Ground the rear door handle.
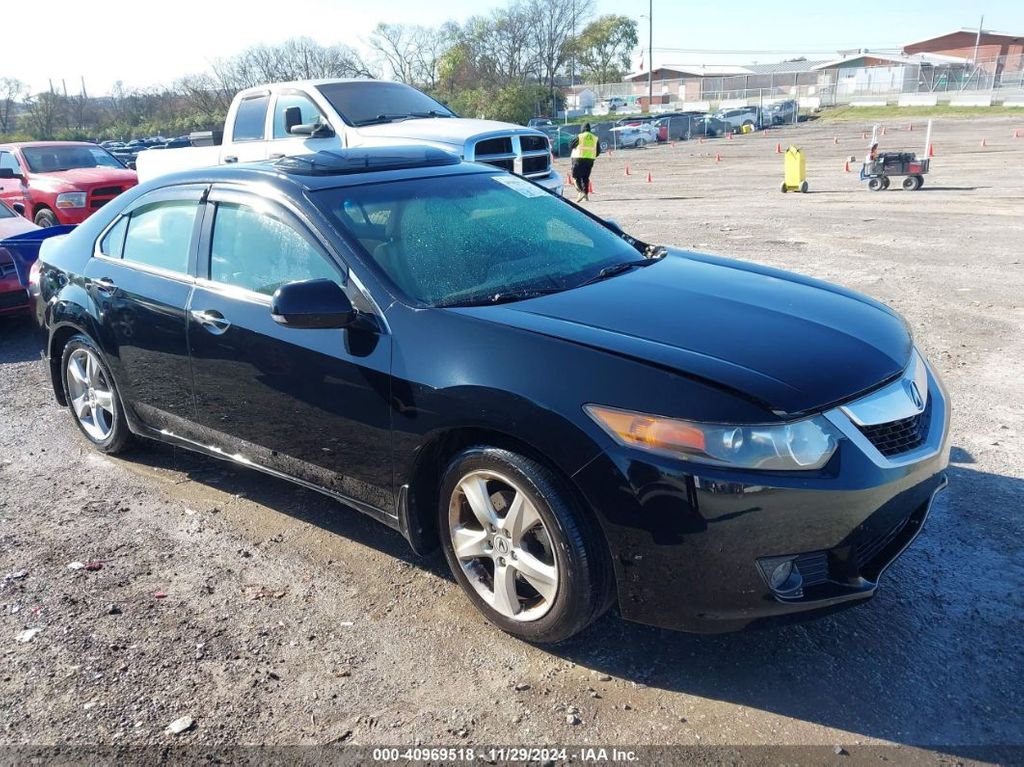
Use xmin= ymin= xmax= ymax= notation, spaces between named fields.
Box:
xmin=223 ymin=155 xmax=238 ymax=164
xmin=190 ymin=309 xmax=231 ymax=335
xmin=95 ymin=277 xmax=117 ymax=294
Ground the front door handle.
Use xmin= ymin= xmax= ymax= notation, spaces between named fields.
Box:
xmin=269 ymin=152 xmax=285 ymax=159
xmin=95 ymin=277 xmax=117 ymax=294
xmin=191 ymin=309 xmax=231 ymax=335
xmin=223 ymin=155 xmax=238 ymax=164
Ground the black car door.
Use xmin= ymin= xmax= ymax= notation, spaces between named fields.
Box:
xmin=84 ymin=185 xmax=205 ymax=433
xmin=186 ymin=186 xmax=394 ymax=514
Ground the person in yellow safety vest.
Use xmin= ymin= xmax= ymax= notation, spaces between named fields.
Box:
xmin=569 ymin=123 xmax=601 ymax=202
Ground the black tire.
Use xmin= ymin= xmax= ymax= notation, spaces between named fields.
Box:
xmin=880 ymin=176 xmax=891 ymax=190
xmin=903 ymin=175 xmax=923 ymax=191
xmin=438 ymin=447 xmax=613 ymax=644
xmin=780 ymin=181 xmax=788 ymax=193
xmin=60 ymin=334 xmax=133 ymax=454
xmin=868 ymin=177 xmax=884 ymax=191
xmin=799 ymin=180 xmax=809 ymax=193
xmin=34 ymin=208 xmax=59 ymax=228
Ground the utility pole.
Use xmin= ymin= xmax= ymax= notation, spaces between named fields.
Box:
xmin=972 ymin=14 xmax=984 ymax=64
xmin=647 ymin=0 xmax=653 ymax=112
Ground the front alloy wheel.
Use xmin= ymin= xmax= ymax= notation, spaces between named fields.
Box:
xmin=439 ymin=448 xmax=613 ymax=643
xmin=449 ymin=470 xmax=559 ymax=621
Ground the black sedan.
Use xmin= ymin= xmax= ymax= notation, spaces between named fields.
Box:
xmin=31 ymin=147 xmax=950 ymax=643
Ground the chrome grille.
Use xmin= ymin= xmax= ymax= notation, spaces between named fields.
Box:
xmin=857 ymin=400 xmax=931 ymax=457
xmin=469 ymin=133 xmax=551 ymax=179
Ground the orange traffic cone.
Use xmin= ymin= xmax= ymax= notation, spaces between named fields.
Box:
xmin=728 ymin=132 xmax=734 ymax=140
xmin=624 ymin=164 xmax=631 ymax=176
xmin=699 ymin=137 xmax=705 ymax=144
xmin=881 ymin=126 xmax=886 ymax=136
xmin=833 ymin=136 xmax=839 ymax=144
xmin=715 ymin=152 xmax=722 ymax=163
xmin=908 ymin=123 xmax=914 ymax=131
xmin=928 ymin=143 xmax=935 ymax=157
xmin=844 ymin=160 xmax=851 ymax=172
xmin=1014 ymin=128 xmax=1021 ymax=138
xmin=775 ymin=142 xmax=782 ymax=154
xmin=587 ymin=180 xmax=594 ymax=195
xmin=981 ymin=138 xmax=987 ymax=148
xmin=646 ymin=171 xmax=653 ymax=183
xmin=564 ymin=174 xmax=573 ymax=187
xmin=862 ymin=131 xmax=867 ymax=139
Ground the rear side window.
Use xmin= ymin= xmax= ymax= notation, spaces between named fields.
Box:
xmin=232 ymin=95 xmax=269 ymax=142
xmin=121 ymin=200 xmax=198 ymax=274
xmin=209 ymin=202 xmax=340 ymax=295
xmin=0 ymin=151 xmax=21 ymax=174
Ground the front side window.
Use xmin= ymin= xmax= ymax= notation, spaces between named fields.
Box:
xmin=99 ymin=216 xmax=129 ymax=257
xmin=121 ymin=200 xmax=198 ymax=274
xmin=315 ymin=172 xmax=643 ymax=306
xmin=209 ymin=203 xmax=340 ymax=296
xmin=0 ymin=151 xmax=22 ymax=174
xmin=272 ymin=93 xmax=324 ymax=139
xmin=232 ymin=95 xmax=270 ymax=142
xmin=22 ymin=145 xmax=123 ymax=172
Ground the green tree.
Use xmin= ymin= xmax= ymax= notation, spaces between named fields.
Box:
xmin=574 ymin=14 xmax=638 ymax=84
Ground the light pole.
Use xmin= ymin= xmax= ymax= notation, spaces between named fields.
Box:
xmin=647 ymin=0 xmax=653 ymax=113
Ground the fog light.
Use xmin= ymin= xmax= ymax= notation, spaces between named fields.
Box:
xmin=758 ymin=555 xmax=804 ymax=598
xmin=769 ymin=560 xmax=793 ymax=590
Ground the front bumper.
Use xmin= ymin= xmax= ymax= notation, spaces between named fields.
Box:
xmin=573 ymin=359 xmax=951 ymax=633
xmin=0 ymin=278 xmax=30 ymax=316
xmin=534 ymin=171 xmax=564 ymax=196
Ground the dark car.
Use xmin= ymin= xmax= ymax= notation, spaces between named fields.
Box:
xmin=33 ymin=147 xmax=950 ymax=643
xmin=694 ymin=115 xmax=729 ymax=138
xmin=766 ymin=99 xmax=800 ymax=125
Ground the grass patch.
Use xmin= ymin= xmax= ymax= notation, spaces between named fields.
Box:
xmin=815 ymin=104 xmax=1024 ymax=122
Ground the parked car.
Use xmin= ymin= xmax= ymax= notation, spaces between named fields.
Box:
xmin=652 ymin=113 xmax=702 ymax=142
xmin=527 ymin=118 xmax=554 ymax=128
xmin=714 ymin=106 xmax=763 ymax=133
xmin=0 ymin=201 xmax=40 ymax=316
xmin=766 ymin=99 xmax=800 ymax=125
xmin=33 ymin=146 xmax=950 ymax=642
xmin=135 ymin=79 xmax=561 ymax=194
xmin=609 ymin=123 xmax=658 ymax=148
xmin=0 ymin=142 xmax=138 ymax=227
xmin=693 ymin=115 xmax=729 ymax=138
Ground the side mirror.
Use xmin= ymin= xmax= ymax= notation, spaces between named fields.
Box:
xmin=0 ymin=167 xmax=24 ymax=181
xmin=271 ymin=279 xmax=355 ymax=329
xmin=289 ymin=122 xmax=335 ymax=139
xmin=283 ymin=106 xmax=302 ymax=134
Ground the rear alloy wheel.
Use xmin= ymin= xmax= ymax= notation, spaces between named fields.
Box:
xmin=61 ymin=335 xmax=132 ymax=453
xmin=868 ymin=177 xmax=884 ymax=191
xmin=439 ymin=448 xmax=612 ymax=643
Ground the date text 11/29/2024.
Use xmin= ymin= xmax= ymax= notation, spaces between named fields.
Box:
xmin=372 ymin=747 xmax=638 ymax=762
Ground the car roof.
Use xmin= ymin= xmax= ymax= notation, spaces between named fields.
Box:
xmin=0 ymin=141 xmax=102 ymax=150
xmin=142 ymin=147 xmax=496 ymax=194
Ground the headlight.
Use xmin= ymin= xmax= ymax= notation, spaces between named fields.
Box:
xmin=55 ymin=192 xmax=87 ymax=209
xmin=585 ymin=404 xmax=840 ymax=471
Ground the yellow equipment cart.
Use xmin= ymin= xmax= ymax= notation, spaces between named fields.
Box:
xmin=781 ymin=145 xmax=808 ymax=193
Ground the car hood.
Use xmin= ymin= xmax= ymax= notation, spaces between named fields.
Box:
xmin=28 ymin=167 xmax=138 ymax=191
xmin=453 ymin=251 xmax=912 ymax=417
xmin=354 ymin=118 xmax=547 ymax=149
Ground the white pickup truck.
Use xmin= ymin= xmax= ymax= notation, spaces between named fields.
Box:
xmin=136 ymin=79 xmax=562 ymax=193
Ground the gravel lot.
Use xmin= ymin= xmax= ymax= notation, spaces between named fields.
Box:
xmin=1 ymin=116 xmax=1022 ymax=758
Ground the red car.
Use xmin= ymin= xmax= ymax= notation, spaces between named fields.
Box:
xmin=0 ymin=141 xmax=137 ymax=227
xmin=0 ymin=200 xmax=40 ymax=316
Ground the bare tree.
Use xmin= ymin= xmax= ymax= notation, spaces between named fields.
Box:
xmin=0 ymin=77 xmax=27 ymax=134
xmin=369 ymin=24 xmax=422 ymax=84
xmin=526 ymin=0 xmax=593 ymax=112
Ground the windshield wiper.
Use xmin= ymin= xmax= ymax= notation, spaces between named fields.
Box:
xmin=437 ymin=287 xmax=564 ymax=307
xmin=355 ymin=113 xmax=416 ymax=126
xmin=409 ymin=110 xmax=452 ymax=118
xmin=576 ymin=254 xmax=663 ymax=288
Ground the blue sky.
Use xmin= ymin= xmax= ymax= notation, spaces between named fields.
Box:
xmin=9 ymin=0 xmax=1024 ymax=95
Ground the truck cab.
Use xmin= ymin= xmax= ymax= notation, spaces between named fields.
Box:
xmin=136 ymin=80 xmax=562 ymax=193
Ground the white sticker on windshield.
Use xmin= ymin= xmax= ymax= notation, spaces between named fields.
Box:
xmin=492 ymin=174 xmax=547 ymax=198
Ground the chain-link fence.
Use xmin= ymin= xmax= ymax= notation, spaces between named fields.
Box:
xmin=571 ymin=53 xmax=1024 ymax=115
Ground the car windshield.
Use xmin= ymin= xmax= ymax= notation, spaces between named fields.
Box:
xmin=314 ymin=172 xmax=647 ymax=307
xmin=317 ymin=82 xmax=456 ymax=127
xmin=22 ymin=145 xmax=124 ymax=173
xmin=0 ymin=201 xmax=15 ymax=218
